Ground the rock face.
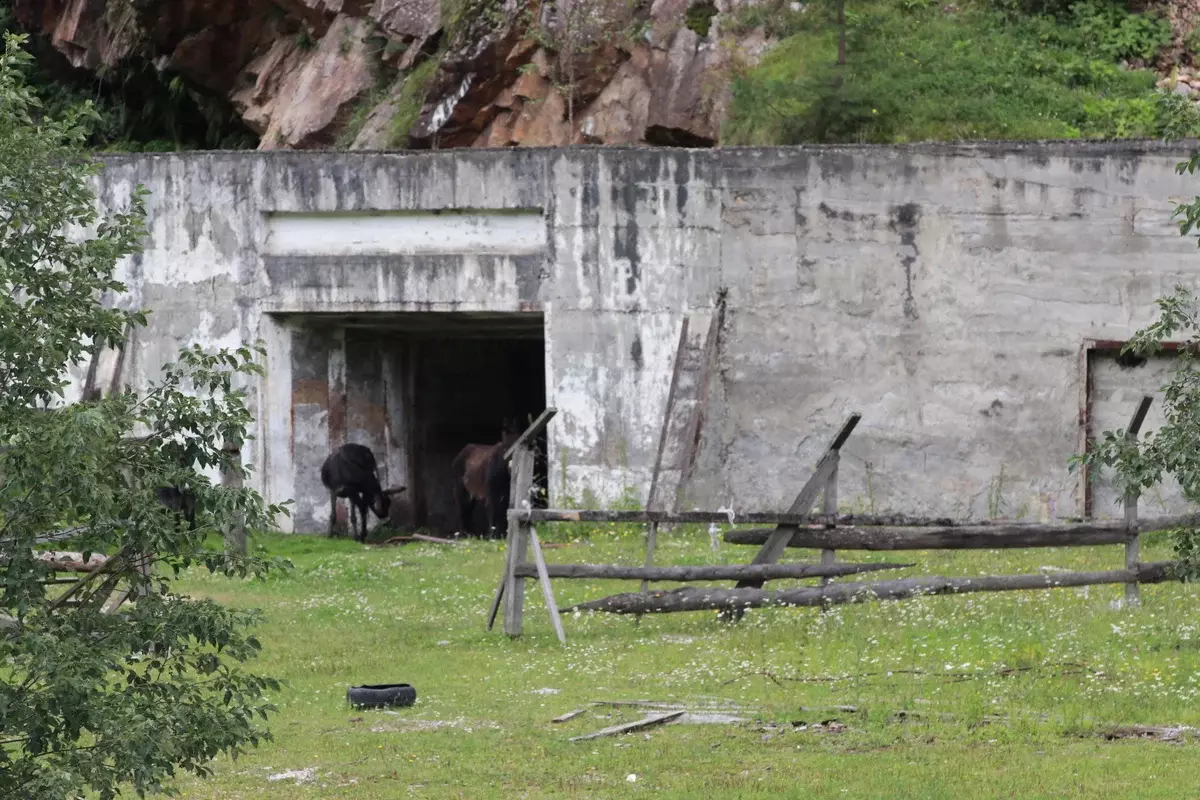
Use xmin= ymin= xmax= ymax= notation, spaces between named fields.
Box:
xmin=12 ymin=0 xmax=777 ymax=150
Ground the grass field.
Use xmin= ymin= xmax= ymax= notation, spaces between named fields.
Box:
xmin=166 ymin=524 xmax=1200 ymax=799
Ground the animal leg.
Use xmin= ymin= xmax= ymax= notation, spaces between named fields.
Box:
xmin=456 ymin=483 xmax=476 ymax=537
xmin=357 ymin=499 xmax=369 ymax=543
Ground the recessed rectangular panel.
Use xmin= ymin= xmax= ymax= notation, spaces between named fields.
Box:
xmin=264 ymin=209 xmax=546 ymax=256
xmin=1089 ymin=351 xmax=1186 ymax=517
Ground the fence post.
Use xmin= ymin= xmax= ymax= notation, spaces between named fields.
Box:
xmin=641 ymin=522 xmax=658 ymax=595
xmin=819 ymin=454 xmax=839 ymax=589
xmin=503 ymin=444 xmax=535 ymax=637
xmin=1122 ymin=395 xmax=1153 ymax=609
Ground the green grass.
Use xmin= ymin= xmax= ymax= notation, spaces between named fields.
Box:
xmin=724 ymin=0 xmax=1171 ymax=144
xmin=165 ymin=525 xmax=1200 ymax=798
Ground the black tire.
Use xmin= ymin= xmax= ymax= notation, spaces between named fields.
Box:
xmin=346 ymin=683 xmax=417 ymax=709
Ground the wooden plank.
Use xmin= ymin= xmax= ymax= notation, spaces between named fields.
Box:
xmin=673 ymin=290 xmax=728 ymax=512
xmin=504 ymin=409 xmax=558 ymax=462
xmin=565 ymin=562 xmax=1174 ymax=615
xmin=646 ymin=319 xmax=690 ymax=513
xmin=510 ymin=561 xmax=913 ymax=581
xmin=568 ymin=711 xmax=685 ymax=742
xmin=1124 ymin=395 xmax=1152 ymax=608
xmin=552 ymin=709 xmax=588 ymax=723
xmin=502 ymin=446 xmax=536 ymax=637
xmin=722 ymin=523 xmax=1137 ymax=550
xmin=529 ymin=527 xmax=566 ymax=644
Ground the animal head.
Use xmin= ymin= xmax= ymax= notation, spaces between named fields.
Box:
xmin=375 ymin=485 xmax=406 ymax=518
xmin=500 ymin=417 xmax=523 ymax=447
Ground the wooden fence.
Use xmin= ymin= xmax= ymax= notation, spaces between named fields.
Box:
xmin=487 ymin=396 xmax=1187 ymax=643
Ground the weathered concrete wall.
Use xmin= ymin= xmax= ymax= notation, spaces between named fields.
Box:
xmin=81 ymin=142 xmax=1200 ymax=532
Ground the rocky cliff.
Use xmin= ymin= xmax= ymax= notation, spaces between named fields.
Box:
xmin=13 ymin=0 xmax=775 ymax=150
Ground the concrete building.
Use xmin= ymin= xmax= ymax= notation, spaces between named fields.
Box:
xmin=76 ymin=142 xmax=1200 ymax=533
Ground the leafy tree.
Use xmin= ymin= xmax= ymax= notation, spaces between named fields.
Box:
xmin=0 ymin=32 xmax=289 ymax=799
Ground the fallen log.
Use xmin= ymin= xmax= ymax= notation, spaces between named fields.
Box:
xmin=563 ymin=562 xmax=1173 ymax=615
xmin=510 ymin=561 xmax=912 ymax=582
xmin=722 ymin=522 xmax=1142 ymax=551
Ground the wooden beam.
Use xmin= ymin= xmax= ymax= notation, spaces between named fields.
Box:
xmin=510 ymin=560 xmax=913 ymax=581
xmin=529 ymin=527 xmax=566 ymax=644
xmin=722 ymin=523 xmax=1138 ymax=550
xmin=525 ymin=509 xmax=1200 ymax=534
xmin=565 ymin=562 xmax=1174 ymax=615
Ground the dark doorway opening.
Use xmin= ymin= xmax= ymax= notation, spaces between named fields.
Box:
xmin=296 ymin=312 xmax=548 ymax=536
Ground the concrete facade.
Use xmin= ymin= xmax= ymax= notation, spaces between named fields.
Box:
xmin=77 ymin=142 xmax=1200 ymax=532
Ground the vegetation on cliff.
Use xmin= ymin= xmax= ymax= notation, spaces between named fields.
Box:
xmin=724 ymin=0 xmax=1188 ymax=143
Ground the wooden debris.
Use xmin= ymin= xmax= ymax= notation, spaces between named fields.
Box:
xmin=377 ymin=534 xmax=460 ymax=546
xmin=1099 ymin=724 xmax=1196 ymax=742
xmin=551 ymin=709 xmax=587 ymax=724
xmin=568 ymin=711 xmax=685 ymax=742
xmin=675 ymin=712 xmax=750 ymax=725
xmin=591 ymin=699 xmax=742 ymax=711
xmin=564 ymin=562 xmax=1173 ymax=615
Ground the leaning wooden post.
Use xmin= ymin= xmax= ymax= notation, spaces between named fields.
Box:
xmin=818 ymin=454 xmax=839 ymax=590
xmin=1123 ymin=395 xmax=1153 ymax=608
xmin=503 ymin=444 xmax=536 ymax=637
xmin=221 ymin=440 xmax=246 ymax=556
xmin=721 ymin=412 xmax=861 ymax=622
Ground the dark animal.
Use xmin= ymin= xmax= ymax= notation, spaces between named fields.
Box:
xmin=155 ymin=485 xmax=197 ymax=530
xmin=450 ymin=419 xmax=522 ymax=539
xmin=320 ymin=443 xmax=404 ymax=543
